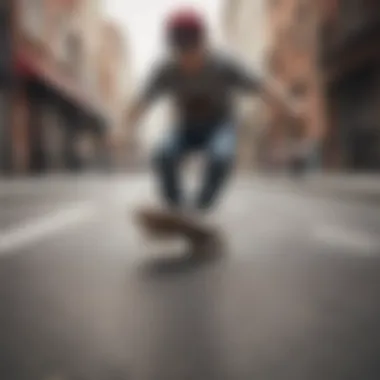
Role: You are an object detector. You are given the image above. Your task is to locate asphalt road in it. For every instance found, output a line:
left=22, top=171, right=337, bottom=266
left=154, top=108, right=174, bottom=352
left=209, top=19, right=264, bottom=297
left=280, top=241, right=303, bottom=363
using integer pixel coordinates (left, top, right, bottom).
left=1, top=174, right=380, bottom=380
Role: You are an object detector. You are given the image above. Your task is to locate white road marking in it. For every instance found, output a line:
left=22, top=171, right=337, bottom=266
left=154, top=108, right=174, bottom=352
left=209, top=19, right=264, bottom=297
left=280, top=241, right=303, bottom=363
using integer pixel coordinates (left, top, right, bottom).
left=0, top=202, right=96, bottom=255
left=311, top=225, right=380, bottom=253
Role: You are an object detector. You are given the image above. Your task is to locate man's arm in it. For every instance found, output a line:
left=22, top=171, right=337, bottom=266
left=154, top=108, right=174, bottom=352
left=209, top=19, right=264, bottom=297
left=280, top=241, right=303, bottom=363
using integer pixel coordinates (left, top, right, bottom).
left=125, top=63, right=170, bottom=130
left=107, top=99, right=148, bottom=150
left=107, top=99, right=146, bottom=149
left=259, top=77, right=302, bottom=120
left=124, top=98, right=148, bottom=129
left=226, top=59, right=302, bottom=120
left=108, top=63, right=170, bottom=148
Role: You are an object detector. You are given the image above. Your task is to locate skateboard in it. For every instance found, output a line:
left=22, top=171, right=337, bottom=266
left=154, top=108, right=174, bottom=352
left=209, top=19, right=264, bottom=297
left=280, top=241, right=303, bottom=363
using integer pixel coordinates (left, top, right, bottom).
left=135, top=206, right=220, bottom=256
left=136, top=206, right=214, bottom=238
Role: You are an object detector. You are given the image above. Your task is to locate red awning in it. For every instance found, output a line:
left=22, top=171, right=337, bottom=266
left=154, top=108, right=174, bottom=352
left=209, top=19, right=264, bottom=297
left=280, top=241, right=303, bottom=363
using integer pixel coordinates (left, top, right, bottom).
left=15, top=47, right=104, bottom=118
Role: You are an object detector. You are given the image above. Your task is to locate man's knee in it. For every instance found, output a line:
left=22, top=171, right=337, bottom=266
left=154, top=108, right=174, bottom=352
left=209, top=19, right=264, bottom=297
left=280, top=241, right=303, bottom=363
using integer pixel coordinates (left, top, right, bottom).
left=209, top=145, right=235, bottom=169
left=208, top=126, right=236, bottom=168
left=152, top=144, right=178, bottom=170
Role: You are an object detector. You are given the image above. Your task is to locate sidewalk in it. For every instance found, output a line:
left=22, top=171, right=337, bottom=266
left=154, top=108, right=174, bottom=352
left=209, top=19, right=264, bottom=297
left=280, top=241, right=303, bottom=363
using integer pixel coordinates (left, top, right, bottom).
left=303, top=174, right=380, bottom=203
left=256, top=173, right=380, bottom=204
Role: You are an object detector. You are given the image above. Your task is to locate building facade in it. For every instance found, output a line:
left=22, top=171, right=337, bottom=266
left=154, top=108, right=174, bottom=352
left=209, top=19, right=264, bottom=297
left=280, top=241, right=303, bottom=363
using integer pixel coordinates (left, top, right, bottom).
left=222, top=0, right=268, bottom=169
left=266, top=0, right=380, bottom=171
left=0, top=1, right=14, bottom=173
left=264, top=0, right=325, bottom=170
left=0, top=0, right=112, bottom=175
left=97, top=20, right=132, bottom=168
left=319, top=0, right=380, bottom=170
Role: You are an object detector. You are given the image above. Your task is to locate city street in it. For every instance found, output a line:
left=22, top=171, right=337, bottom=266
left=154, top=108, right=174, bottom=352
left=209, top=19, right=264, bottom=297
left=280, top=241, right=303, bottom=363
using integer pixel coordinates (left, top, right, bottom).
left=1, top=174, right=380, bottom=380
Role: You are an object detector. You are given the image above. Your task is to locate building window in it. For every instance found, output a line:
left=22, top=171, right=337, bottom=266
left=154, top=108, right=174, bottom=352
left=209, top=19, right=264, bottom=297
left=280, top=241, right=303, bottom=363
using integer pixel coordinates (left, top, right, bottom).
left=296, top=1, right=309, bottom=23
left=65, top=33, right=83, bottom=77
left=319, top=21, right=333, bottom=46
left=267, top=50, right=281, bottom=74
left=292, top=1, right=313, bottom=49
left=290, top=81, right=308, bottom=98
left=293, top=28, right=312, bottom=50
left=53, top=9, right=70, bottom=61
left=53, top=8, right=84, bottom=79
left=269, top=0, right=280, bottom=7
left=20, top=0, right=45, bottom=41
left=0, top=3, right=11, bottom=76
left=339, top=1, right=369, bottom=35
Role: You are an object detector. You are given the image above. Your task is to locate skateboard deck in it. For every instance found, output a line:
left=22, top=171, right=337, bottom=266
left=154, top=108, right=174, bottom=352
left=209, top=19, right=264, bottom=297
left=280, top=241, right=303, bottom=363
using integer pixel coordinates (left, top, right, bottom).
left=135, top=206, right=216, bottom=242
left=135, top=206, right=225, bottom=261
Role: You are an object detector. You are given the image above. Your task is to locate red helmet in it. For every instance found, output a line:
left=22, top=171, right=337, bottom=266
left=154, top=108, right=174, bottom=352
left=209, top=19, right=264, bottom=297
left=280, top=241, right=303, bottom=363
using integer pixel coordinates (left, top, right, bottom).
left=165, top=8, right=206, bottom=49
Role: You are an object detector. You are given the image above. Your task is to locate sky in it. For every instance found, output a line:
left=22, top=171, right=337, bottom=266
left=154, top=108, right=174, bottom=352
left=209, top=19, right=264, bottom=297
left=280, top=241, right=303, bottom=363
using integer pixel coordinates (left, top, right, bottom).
left=104, top=0, right=223, bottom=80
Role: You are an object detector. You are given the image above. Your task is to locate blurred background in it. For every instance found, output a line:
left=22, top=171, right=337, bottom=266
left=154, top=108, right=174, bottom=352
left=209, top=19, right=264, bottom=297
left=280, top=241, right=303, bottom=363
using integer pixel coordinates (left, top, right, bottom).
left=1, top=1, right=380, bottom=379
left=1, top=0, right=379, bottom=176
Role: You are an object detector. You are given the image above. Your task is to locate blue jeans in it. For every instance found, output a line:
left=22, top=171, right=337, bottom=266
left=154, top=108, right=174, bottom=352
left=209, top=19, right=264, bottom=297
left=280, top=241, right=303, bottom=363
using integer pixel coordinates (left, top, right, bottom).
left=153, top=121, right=236, bottom=210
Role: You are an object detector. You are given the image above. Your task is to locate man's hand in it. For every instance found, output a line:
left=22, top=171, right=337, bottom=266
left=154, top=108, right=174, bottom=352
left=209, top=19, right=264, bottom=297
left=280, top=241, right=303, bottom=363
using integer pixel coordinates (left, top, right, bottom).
left=286, top=97, right=305, bottom=125
left=124, top=100, right=147, bottom=129
left=261, top=77, right=304, bottom=122
left=106, top=130, right=126, bottom=151
left=105, top=100, right=146, bottom=151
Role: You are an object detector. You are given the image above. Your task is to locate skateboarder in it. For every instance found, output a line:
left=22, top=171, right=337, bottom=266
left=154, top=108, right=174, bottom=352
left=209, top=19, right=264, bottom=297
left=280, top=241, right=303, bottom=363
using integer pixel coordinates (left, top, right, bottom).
left=122, top=8, right=302, bottom=219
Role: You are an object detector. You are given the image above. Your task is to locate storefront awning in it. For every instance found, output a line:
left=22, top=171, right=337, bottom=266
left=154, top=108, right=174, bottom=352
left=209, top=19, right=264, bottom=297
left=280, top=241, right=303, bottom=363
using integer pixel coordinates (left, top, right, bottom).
left=14, top=47, right=106, bottom=120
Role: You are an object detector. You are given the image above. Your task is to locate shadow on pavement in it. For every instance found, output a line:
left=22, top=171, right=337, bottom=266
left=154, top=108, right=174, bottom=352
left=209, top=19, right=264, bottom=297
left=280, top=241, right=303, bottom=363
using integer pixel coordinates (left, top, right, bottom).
left=139, top=237, right=227, bottom=279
